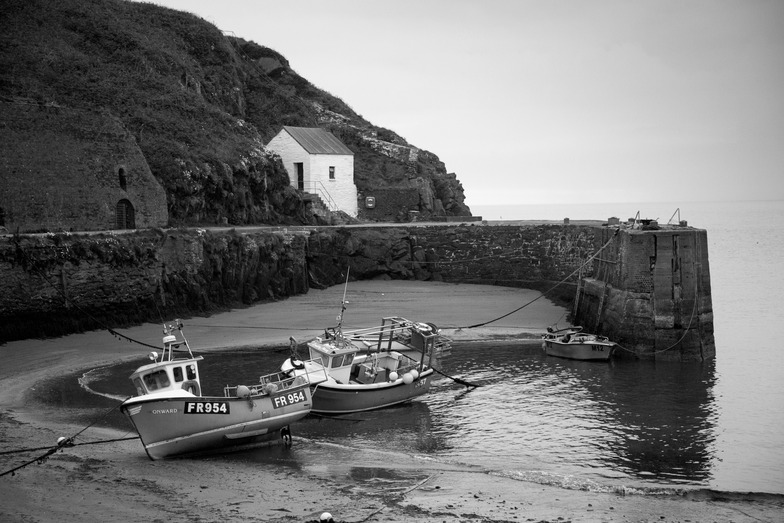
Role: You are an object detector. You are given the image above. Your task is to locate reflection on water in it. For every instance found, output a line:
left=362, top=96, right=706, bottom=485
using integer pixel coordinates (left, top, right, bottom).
left=53, top=343, right=720, bottom=492
left=427, top=343, right=718, bottom=489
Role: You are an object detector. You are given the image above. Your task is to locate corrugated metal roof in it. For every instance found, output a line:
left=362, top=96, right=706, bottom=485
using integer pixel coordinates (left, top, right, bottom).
left=283, top=126, right=354, bottom=155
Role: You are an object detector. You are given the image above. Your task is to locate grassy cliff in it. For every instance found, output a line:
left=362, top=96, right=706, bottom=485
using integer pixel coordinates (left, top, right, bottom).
left=1, top=0, right=471, bottom=226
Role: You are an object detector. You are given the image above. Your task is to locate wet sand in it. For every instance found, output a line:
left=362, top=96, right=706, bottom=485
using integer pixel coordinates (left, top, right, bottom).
left=1, top=281, right=780, bottom=522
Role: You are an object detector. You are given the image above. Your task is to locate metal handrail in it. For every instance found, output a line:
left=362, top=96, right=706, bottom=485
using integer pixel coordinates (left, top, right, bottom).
left=302, top=181, right=338, bottom=212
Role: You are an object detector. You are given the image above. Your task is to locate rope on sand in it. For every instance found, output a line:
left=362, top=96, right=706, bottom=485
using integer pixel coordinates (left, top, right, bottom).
left=357, top=474, right=439, bottom=522
left=0, top=402, right=131, bottom=477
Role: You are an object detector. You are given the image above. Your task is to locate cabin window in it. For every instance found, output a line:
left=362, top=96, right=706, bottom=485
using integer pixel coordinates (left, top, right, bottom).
left=173, top=367, right=184, bottom=383
left=330, top=353, right=355, bottom=368
left=186, top=364, right=197, bottom=380
left=132, top=378, right=145, bottom=396
left=329, top=166, right=335, bottom=180
left=143, top=370, right=171, bottom=391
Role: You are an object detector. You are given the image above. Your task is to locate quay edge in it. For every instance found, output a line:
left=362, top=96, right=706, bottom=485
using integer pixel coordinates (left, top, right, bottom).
left=0, top=221, right=715, bottom=361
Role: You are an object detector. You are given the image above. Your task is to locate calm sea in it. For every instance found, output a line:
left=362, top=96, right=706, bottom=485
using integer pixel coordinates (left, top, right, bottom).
left=53, top=200, right=784, bottom=496
left=471, top=199, right=784, bottom=494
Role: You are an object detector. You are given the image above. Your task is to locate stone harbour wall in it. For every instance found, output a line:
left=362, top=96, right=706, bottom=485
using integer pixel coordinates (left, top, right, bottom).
left=0, top=223, right=715, bottom=362
left=573, top=226, right=715, bottom=361
left=0, top=224, right=597, bottom=343
left=0, top=229, right=308, bottom=342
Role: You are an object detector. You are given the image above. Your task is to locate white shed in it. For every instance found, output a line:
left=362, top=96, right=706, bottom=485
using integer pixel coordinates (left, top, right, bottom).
left=266, top=126, right=358, bottom=217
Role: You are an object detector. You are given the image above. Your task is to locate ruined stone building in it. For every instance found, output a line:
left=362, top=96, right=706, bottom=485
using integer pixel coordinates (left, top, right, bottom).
left=0, top=101, right=167, bottom=233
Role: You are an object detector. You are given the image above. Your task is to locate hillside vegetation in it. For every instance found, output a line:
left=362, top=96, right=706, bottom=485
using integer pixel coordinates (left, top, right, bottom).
left=0, top=0, right=471, bottom=225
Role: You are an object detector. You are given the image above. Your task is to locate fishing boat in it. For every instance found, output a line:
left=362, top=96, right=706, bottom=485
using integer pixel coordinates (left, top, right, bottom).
left=542, top=326, right=615, bottom=361
left=281, top=315, right=450, bottom=415
left=120, top=321, right=317, bottom=460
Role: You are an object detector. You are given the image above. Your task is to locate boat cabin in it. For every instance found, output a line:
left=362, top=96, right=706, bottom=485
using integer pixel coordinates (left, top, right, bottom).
left=129, top=334, right=204, bottom=397
left=307, top=343, right=358, bottom=383
left=306, top=338, right=410, bottom=384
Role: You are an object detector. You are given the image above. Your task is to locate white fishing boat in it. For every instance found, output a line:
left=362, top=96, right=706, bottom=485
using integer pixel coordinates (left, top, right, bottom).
left=120, top=321, right=317, bottom=460
left=282, top=315, right=450, bottom=415
left=542, top=326, right=615, bottom=361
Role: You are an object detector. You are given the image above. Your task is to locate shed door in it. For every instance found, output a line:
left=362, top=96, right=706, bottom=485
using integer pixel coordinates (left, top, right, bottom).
left=295, top=162, right=304, bottom=191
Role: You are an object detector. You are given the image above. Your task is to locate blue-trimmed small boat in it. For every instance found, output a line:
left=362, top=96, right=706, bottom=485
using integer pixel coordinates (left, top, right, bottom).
left=120, top=321, right=315, bottom=460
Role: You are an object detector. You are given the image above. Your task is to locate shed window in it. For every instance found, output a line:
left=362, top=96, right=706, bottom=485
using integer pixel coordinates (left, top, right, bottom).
left=329, top=166, right=335, bottom=180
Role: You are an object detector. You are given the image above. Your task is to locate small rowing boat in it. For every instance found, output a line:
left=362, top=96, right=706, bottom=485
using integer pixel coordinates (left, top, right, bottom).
left=542, top=326, right=615, bottom=361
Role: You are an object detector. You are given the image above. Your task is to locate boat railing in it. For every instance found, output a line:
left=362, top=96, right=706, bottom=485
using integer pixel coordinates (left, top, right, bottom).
left=397, top=359, right=423, bottom=374
left=344, top=319, right=412, bottom=340
left=346, top=317, right=451, bottom=350
left=222, top=370, right=311, bottom=398
left=299, top=363, right=329, bottom=385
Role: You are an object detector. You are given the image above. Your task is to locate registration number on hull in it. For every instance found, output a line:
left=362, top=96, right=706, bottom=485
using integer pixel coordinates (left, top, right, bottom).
left=271, top=390, right=307, bottom=409
left=184, top=401, right=230, bottom=414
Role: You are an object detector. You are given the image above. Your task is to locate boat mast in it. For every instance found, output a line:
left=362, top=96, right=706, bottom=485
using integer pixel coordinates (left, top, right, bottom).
left=335, top=267, right=350, bottom=342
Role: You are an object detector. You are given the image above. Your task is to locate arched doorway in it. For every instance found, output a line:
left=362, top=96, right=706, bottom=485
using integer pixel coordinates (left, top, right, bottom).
left=116, top=199, right=136, bottom=229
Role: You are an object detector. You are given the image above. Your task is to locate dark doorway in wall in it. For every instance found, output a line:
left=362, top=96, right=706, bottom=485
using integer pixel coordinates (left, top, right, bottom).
left=295, top=162, right=304, bottom=190
left=116, top=199, right=135, bottom=229
left=118, top=167, right=127, bottom=191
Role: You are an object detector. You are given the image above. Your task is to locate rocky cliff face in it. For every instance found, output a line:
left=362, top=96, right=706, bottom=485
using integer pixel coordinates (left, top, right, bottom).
left=0, top=0, right=472, bottom=228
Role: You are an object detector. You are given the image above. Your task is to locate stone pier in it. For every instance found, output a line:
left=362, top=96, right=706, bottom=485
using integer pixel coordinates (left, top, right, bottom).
left=1, top=222, right=716, bottom=358
left=573, top=224, right=715, bottom=361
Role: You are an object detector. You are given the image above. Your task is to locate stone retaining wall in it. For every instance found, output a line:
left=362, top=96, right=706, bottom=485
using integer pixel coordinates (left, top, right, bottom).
left=0, top=224, right=596, bottom=342
left=0, top=224, right=715, bottom=362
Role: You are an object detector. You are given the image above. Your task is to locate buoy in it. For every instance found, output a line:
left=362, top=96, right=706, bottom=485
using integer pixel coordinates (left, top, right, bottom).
left=410, top=369, right=419, bottom=380
left=237, top=385, right=251, bottom=398
left=402, top=373, right=414, bottom=384
left=264, top=383, right=278, bottom=394
left=389, top=371, right=399, bottom=381
left=320, top=512, right=333, bottom=522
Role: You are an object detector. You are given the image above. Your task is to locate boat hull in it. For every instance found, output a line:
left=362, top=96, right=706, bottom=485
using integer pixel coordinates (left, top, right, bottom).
left=312, top=369, right=433, bottom=415
left=544, top=340, right=614, bottom=361
left=120, top=384, right=312, bottom=460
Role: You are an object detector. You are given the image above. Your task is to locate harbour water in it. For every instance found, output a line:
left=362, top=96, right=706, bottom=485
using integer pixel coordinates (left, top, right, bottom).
left=472, top=199, right=784, bottom=494
left=64, top=200, right=784, bottom=496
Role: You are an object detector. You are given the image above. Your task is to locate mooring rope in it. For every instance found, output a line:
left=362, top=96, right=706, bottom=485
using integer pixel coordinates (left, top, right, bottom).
left=459, top=228, right=620, bottom=329
left=0, top=402, right=131, bottom=477
left=612, top=279, right=701, bottom=356
left=0, top=436, right=139, bottom=457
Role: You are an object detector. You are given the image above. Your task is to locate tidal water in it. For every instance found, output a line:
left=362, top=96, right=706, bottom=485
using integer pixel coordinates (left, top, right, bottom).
left=59, top=200, right=784, bottom=496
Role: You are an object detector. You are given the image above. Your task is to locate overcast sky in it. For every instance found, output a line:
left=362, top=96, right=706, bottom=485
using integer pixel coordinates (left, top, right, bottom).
left=146, top=0, right=784, bottom=206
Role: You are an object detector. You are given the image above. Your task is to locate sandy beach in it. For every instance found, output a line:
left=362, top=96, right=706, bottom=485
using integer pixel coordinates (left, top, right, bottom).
left=1, top=281, right=780, bottom=522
